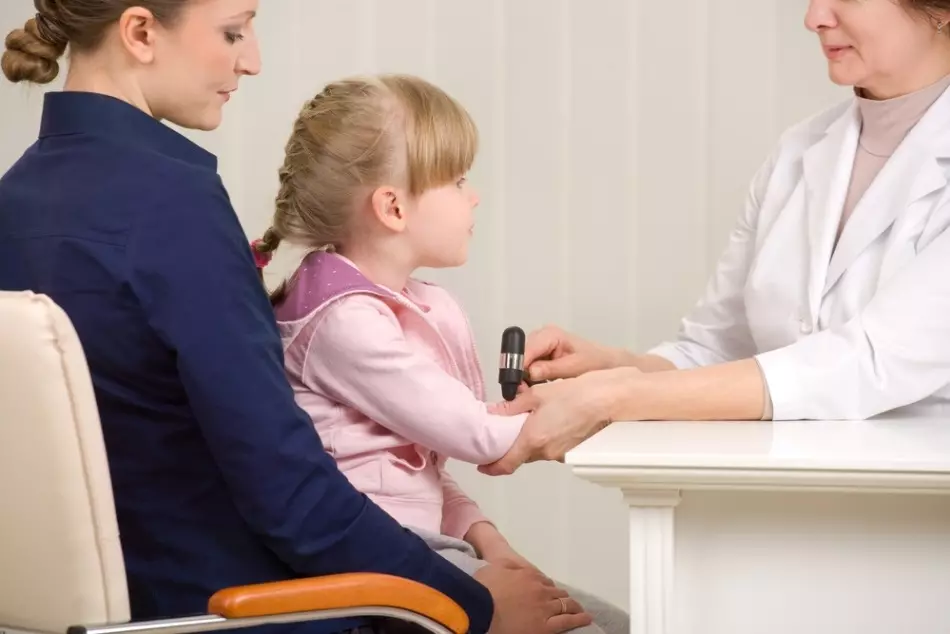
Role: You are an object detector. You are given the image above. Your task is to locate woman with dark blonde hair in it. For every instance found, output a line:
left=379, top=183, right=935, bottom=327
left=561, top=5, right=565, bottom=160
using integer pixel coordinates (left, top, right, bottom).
left=0, top=3, right=586, bottom=634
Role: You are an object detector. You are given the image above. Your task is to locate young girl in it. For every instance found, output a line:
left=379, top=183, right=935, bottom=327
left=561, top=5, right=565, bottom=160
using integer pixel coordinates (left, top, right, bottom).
left=252, top=73, right=628, bottom=634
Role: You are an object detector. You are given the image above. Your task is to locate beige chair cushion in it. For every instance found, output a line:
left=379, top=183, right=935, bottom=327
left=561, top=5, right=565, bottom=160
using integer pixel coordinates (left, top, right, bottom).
left=0, top=291, right=129, bottom=632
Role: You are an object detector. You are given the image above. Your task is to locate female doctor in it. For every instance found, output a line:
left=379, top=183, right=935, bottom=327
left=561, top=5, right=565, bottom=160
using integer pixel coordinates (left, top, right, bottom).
left=483, top=0, right=950, bottom=476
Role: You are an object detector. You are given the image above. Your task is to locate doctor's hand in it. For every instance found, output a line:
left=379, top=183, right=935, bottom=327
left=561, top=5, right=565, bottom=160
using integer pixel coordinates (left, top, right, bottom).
left=482, top=367, right=636, bottom=475
left=524, top=324, right=631, bottom=383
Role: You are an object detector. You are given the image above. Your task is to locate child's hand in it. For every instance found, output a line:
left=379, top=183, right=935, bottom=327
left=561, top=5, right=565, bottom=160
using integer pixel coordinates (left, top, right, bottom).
left=487, top=384, right=534, bottom=416
left=484, top=545, right=543, bottom=576
left=487, top=400, right=524, bottom=416
left=466, top=521, right=547, bottom=577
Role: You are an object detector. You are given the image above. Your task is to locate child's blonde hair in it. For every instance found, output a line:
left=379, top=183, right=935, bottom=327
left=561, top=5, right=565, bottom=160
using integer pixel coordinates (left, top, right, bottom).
left=254, top=73, right=478, bottom=280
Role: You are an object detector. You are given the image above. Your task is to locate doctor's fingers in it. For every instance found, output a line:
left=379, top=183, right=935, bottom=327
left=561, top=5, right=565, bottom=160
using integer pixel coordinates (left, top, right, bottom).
left=527, top=352, right=595, bottom=382
left=524, top=324, right=572, bottom=365
left=477, top=432, right=533, bottom=476
left=488, top=386, right=541, bottom=416
left=478, top=400, right=578, bottom=476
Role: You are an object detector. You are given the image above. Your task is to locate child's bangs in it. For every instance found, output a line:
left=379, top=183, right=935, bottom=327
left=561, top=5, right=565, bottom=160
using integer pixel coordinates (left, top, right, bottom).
left=388, top=76, right=478, bottom=195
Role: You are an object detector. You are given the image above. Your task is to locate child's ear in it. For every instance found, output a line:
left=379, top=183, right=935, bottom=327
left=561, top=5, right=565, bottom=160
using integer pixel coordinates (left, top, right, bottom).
left=370, top=185, right=408, bottom=233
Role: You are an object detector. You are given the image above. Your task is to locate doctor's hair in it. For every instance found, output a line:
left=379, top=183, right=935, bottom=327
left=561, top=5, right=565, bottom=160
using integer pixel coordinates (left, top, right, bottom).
left=2, top=1, right=189, bottom=84
left=254, top=73, right=478, bottom=301
left=904, top=0, right=950, bottom=28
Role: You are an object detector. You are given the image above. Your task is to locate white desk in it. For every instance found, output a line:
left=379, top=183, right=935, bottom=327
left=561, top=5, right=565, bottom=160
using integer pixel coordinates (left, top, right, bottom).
left=565, top=415, right=950, bottom=634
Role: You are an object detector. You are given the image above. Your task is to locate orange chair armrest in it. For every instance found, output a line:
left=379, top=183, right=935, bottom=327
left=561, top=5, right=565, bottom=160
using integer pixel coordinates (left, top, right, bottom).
left=207, top=572, right=469, bottom=633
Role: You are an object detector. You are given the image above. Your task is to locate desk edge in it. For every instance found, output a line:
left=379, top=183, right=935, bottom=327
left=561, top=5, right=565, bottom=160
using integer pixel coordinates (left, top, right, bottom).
left=569, top=465, right=950, bottom=495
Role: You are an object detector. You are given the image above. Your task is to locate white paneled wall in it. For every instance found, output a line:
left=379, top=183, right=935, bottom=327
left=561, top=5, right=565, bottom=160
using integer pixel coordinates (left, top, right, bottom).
left=0, top=0, right=849, bottom=609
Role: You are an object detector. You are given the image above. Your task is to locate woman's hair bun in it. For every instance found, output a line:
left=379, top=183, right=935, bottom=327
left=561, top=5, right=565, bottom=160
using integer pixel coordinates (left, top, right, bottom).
left=2, top=15, right=69, bottom=84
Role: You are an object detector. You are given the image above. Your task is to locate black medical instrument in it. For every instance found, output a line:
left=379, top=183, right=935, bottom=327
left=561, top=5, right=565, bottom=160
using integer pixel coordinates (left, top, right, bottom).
left=499, top=326, right=527, bottom=401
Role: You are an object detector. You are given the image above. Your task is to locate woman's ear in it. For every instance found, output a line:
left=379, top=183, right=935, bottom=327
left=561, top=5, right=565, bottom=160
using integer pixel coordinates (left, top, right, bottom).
left=370, top=185, right=408, bottom=234
left=934, top=10, right=950, bottom=32
left=117, top=7, right=160, bottom=65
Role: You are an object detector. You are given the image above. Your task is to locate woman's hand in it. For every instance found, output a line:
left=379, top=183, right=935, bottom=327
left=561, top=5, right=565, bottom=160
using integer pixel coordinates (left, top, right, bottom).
left=467, top=522, right=591, bottom=634
left=523, top=324, right=632, bottom=382
left=483, top=367, right=638, bottom=475
left=473, top=564, right=591, bottom=634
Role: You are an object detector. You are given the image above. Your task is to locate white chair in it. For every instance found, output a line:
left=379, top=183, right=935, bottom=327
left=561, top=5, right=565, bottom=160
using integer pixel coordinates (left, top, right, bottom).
left=0, top=290, right=468, bottom=634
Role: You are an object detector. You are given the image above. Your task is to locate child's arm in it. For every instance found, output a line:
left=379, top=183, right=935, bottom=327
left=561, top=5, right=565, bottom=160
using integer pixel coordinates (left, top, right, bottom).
left=304, top=295, right=528, bottom=465
left=462, top=511, right=542, bottom=575
left=440, top=466, right=492, bottom=540
left=439, top=469, right=526, bottom=567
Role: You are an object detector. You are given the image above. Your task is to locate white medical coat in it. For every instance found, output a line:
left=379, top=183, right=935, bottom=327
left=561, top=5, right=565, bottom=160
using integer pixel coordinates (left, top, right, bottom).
left=650, top=88, right=950, bottom=420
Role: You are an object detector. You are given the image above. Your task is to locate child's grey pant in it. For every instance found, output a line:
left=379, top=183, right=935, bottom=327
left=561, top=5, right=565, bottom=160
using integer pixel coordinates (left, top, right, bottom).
left=341, top=529, right=629, bottom=634
left=413, top=528, right=629, bottom=634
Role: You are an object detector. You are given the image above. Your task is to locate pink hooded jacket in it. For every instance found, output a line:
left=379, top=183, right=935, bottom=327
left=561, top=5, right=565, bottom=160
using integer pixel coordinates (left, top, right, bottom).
left=273, top=251, right=528, bottom=539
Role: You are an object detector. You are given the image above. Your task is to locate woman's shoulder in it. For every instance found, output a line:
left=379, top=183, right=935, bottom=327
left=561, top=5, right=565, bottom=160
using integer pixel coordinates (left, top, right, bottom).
left=141, top=156, right=229, bottom=213
left=747, top=97, right=855, bottom=191
left=775, top=97, right=854, bottom=152
left=78, top=130, right=227, bottom=201
left=126, top=150, right=238, bottom=244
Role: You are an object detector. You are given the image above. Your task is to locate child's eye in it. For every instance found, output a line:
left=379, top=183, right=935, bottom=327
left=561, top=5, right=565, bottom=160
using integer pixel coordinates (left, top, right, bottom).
left=456, top=177, right=467, bottom=188
left=225, top=31, right=245, bottom=44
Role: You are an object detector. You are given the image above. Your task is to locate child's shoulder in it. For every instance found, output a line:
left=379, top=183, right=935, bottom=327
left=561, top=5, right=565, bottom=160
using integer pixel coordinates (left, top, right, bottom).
left=406, top=277, right=468, bottom=312
left=278, top=291, right=402, bottom=367
left=274, top=251, right=392, bottom=323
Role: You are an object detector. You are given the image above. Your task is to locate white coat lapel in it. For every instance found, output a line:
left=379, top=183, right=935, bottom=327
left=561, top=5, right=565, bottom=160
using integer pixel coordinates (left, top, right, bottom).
left=823, top=88, right=950, bottom=295
left=801, top=104, right=860, bottom=316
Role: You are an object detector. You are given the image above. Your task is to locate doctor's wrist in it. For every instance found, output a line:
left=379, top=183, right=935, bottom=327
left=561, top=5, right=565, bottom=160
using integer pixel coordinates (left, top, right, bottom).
left=586, top=366, right=643, bottom=425
left=604, top=347, right=677, bottom=374
left=606, top=347, right=639, bottom=370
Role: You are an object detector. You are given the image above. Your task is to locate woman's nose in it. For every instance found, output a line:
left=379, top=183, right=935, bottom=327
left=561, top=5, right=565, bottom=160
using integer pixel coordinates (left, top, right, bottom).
left=238, top=35, right=262, bottom=76
left=805, top=0, right=837, bottom=33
